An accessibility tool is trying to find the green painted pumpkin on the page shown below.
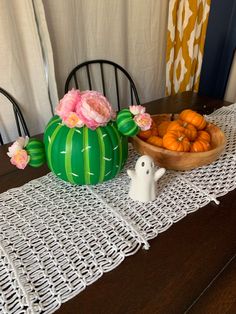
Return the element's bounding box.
[25,138,46,167]
[117,109,140,136]
[43,115,128,185]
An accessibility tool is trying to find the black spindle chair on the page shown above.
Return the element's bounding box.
[64,59,140,111]
[0,87,30,145]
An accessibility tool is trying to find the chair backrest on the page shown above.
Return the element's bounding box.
[0,87,30,145]
[64,59,140,111]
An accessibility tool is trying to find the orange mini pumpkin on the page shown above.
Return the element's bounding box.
[163,131,191,152]
[196,130,211,143]
[167,119,197,141]
[138,129,153,140]
[157,121,171,138]
[138,120,158,140]
[190,139,211,152]
[190,130,211,152]
[147,136,163,148]
[151,121,159,137]
[179,109,206,130]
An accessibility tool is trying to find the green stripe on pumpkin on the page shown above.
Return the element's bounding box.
[99,126,113,182]
[47,124,62,172]
[121,136,128,168]
[51,125,69,179]
[29,155,44,160]
[27,148,44,154]
[96,127,105,183]
[116,111,131,123]
[87,128,100,184]
[27,142,41,148]
[104,124,119,179]
[117,112,131,121]
[83,127,90,184]
[29,160,44,167]
[70,128,85,185]
[110,124,123,173]
[118,119,138,134]
[46,116,61,129]
[65,128,75,183]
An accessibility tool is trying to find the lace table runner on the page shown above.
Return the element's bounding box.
[1,104,236,314]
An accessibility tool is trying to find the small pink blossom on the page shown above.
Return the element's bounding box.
[10,149,30,169]
[55,89,81,120]
[7,136,29,158]
[134,113,152,131]
[63,112,84,128]
[76,91,113,129]
[129,105,146,115]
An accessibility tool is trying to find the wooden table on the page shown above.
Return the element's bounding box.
[1,92,236,313]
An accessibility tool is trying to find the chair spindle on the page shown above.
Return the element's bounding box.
[100,63,106,96]
[86,65,92,90]
[73,73,79,89]
[114,67,120,111]
[130,83,134,105]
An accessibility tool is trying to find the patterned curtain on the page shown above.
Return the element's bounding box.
[166,0,211,95]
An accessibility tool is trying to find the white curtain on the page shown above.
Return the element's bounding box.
[0,0,58,143]
[43,0,169,102]
[0,0,169,142]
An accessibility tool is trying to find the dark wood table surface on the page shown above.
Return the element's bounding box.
[1,91,236,314]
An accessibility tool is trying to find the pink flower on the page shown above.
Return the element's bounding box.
[75,91,113,129]
[63,112,84,128]
[129,105,146,115]
[55,89,81,120]
[7,136,29,158]
[10,149,30,169]
[134,113,152,131]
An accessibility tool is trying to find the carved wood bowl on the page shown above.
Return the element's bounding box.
[130,114,226,171]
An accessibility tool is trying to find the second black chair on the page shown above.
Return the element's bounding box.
[0,87,30,145]
[64,59,140,111]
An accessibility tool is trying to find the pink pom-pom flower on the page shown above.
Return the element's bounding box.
[55,89,115,129]
[7,136,30,169]
[134,113,152,131]
[10,149,30,169]
[76,91,114,129]
[129,105,146,115]
[55,89,81,121]
[63,112,84,128]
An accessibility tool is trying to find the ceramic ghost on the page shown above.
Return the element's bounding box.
[127,155,166,202]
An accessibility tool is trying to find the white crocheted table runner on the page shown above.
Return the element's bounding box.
[1,104,236,314]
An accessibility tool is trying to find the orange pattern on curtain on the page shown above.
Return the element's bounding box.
[166,0,211,95]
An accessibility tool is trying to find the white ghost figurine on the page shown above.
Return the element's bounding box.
[127,155,166,202]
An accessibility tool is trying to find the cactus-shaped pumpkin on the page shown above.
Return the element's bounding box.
[44,115,128,185]
[25,138,46,167]
[117,109,140,136]
[8,90,152,185]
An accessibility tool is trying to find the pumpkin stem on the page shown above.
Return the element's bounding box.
[177,135,185,142]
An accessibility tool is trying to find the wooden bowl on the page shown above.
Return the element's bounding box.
[130,115,226,171]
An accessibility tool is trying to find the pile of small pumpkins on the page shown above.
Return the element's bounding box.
[138,109,211,152]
